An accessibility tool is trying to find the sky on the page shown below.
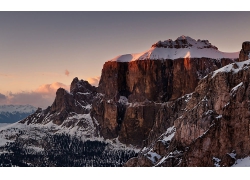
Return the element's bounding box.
[0,11,250,108]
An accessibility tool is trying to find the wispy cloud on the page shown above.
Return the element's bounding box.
[87,76,100,87]
[65,69,70,76]
[35,82,69,95]
[0,82,70,109]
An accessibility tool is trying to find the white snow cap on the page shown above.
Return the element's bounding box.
[108,35,239,62]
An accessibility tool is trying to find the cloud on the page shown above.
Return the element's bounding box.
[65,70,70,76]
[35,82,69,95]
[0,82,70,109]
[87,76,100,87]
[5,92,52,109]
[0,93,7,101]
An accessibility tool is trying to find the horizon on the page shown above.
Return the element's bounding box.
[1,11,250,108]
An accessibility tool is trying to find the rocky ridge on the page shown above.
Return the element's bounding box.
[151,36,218,50]
[19,77,99,138]
[125,59,250,167]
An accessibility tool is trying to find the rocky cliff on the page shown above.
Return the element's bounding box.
[92,36,238,147]
[125,59,250,167]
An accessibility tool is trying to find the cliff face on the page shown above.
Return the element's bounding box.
[98,58,234,103]
[126,60,250,167]
[179,61,250,166]
[92,57,234,147]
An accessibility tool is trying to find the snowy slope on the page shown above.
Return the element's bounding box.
[109,36,239,62]
[0,123,11,128]
[232,156,250,167]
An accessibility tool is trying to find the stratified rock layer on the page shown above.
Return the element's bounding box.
[92,57,234,147]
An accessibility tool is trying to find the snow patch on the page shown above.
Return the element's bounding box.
[184,93,193,103]
[213,157,221,167]
[155,149,182,166]
[224,102,230,107]
[212,60,250,78]
[0,123,12,128]
[145,151,161,163]
[161,126,176,142]
[232,156,250,167]
[231,82,244,95]
[216,115,222,119]
[204,110,213,115]
[118,96,128,104]
[228,152,236,159]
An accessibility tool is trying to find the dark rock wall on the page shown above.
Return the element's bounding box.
[92,58,235,147]
[128,60,250,167]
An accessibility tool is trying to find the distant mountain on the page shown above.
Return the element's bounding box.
[0,105,37,123]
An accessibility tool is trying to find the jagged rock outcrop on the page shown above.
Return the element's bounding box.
[152,36,218,50]
[239,41,250,61]
[20,77,97,128]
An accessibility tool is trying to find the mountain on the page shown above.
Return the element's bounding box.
[0,105,37,123]
[1,36,250,167]
[0,79,138,167]
[125,59,250,167]
[110,36,238,62]
[94,36,238,146]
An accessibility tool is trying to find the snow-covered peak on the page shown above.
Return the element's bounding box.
[108,36,239,62]
[0,105,37,114]
[152,35,218,50]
